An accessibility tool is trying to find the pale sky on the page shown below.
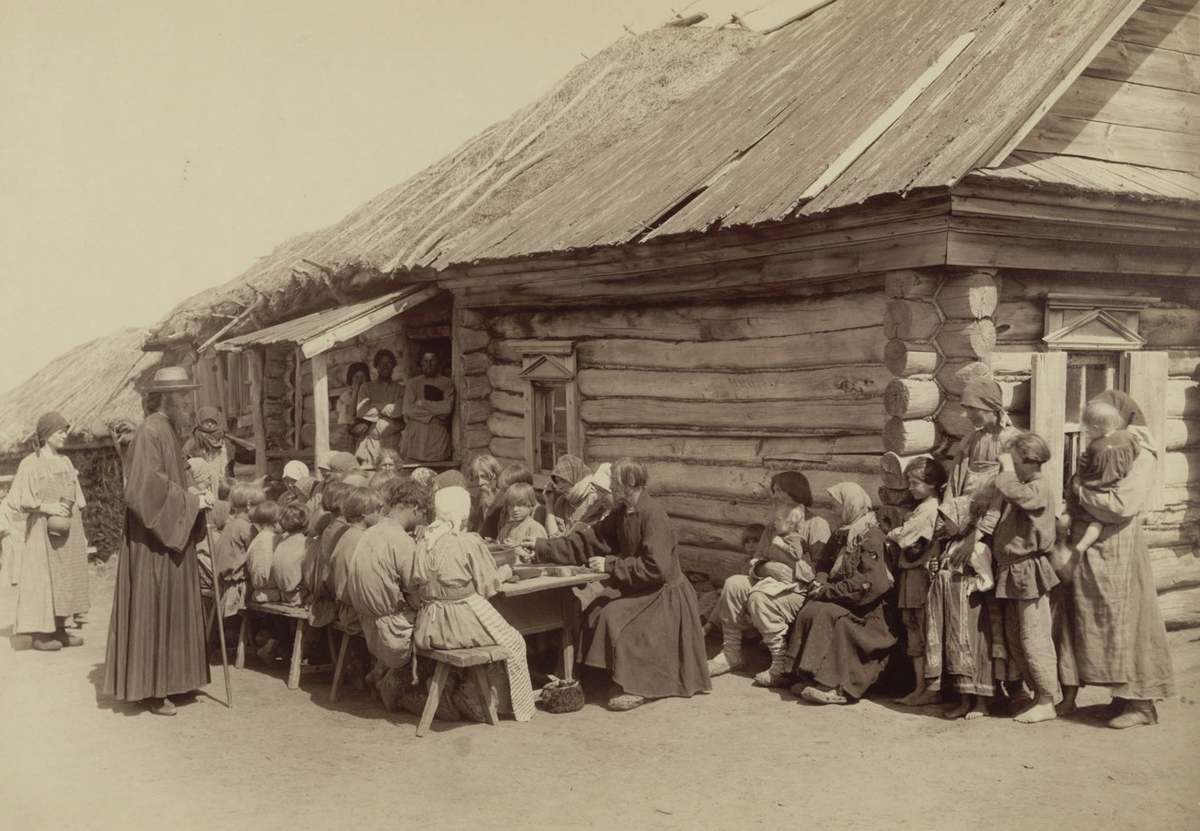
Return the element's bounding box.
[0,0,740,395]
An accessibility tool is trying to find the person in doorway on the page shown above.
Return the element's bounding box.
[103,367,214,716]
[354,350,404,470]
[400,351,454,463]
[9,411,90,651]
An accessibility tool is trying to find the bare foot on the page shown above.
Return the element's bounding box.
[945,700,971,719]
[1014,701,1057,724]
[964,699,987,720]
[1055,700,1077,717]
[897,688,940,707]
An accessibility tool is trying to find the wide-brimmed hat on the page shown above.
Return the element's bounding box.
[144,366,200,393]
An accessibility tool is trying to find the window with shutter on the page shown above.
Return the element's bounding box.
[516,342,582,475]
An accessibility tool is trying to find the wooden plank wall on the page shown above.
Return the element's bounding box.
[462,279,892,585]
[1016,0,1200,173]
[992,269,1200,627]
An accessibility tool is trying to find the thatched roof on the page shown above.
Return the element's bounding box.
[0,328,162,456]
[144,26,761,349]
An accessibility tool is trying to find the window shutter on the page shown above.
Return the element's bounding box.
[1031,351,1068,510]
[1121,350,1169,511]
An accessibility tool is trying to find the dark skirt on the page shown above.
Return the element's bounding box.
[582,577,711,700]
[103,519,210,701]
[788,599,897,699]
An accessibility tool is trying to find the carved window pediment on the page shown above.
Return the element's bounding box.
[1042,293,1156,351]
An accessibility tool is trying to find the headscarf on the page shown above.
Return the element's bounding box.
[329,451,358,475]
[590,463,612,494]
[35,411,69,444]
[283,460,309,482]
[827,482,879,578]
[1090,389,1156,454]
[425,486,471,546]
[192,406,226,453]
[316,451,336,473]
[961,377,1013,430]
[1090,389,1146,428]
[829,482,873,528]
[434,469,468,490]
[291,475,318,502]
[411,467,437,488]
[551,455,591,491]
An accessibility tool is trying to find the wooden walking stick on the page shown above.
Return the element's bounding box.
[204,510,233,708]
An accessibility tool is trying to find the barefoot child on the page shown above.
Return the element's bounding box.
[886,457,947,707]
[994,432,1061,724]
[1064,400,1140,566]
[923,496,995,719]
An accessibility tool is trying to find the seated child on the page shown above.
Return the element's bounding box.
[887,457,947,706]
[922,496,995,719]
[709,502,831,688]
[269,504,311,607]
[195,476,231,593]
[412,486,534,722]
[702,523,765,634]
[302,480,354,628]
[1066,399,1139,563]
[498,482,547,557]
[213,482,265,617]
[246,500,282,603]
[330,485,386,634]
[995,432,1061,725]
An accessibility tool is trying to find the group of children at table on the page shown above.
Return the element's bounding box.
[194,450,613,722]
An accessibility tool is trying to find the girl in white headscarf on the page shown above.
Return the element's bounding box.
[411,486,534,722]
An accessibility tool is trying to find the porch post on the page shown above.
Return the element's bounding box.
[312,351,330,465]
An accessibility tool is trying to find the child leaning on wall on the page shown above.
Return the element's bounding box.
[885,457,947,707]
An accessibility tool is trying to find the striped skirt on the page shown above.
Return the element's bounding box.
[416,594,534,722]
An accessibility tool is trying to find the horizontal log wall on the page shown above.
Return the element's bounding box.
[473,279,891,585]
[992,269,1200,629]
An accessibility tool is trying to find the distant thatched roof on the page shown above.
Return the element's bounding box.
[145,26,761,348]
[0,328,162,456]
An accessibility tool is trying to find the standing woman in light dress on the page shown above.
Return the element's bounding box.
[9,411,90,651]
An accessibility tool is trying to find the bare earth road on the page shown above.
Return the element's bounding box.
[2,567,1198,830]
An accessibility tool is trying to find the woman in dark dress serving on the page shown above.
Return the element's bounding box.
[528,458,710,711]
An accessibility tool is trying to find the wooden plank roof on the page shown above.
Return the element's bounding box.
[450,0,1145,264]
[215,285,438,358]
[966,150,1200,202]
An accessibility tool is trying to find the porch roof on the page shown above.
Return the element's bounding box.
[215,285,438,359]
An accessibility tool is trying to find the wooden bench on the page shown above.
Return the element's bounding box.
[238,601,337,690]
[328,620,366,704]
[413,645,508,737]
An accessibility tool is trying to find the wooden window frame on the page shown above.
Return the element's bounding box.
[516,341,581,475]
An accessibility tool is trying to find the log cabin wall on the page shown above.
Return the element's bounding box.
[458,276,896,585]
[990,270,1200,630]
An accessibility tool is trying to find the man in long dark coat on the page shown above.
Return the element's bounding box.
[103,367,213,716]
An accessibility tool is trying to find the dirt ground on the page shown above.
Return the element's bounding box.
[2,567,1198,830]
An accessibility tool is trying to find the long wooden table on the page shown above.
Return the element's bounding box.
[490,571,608,683]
